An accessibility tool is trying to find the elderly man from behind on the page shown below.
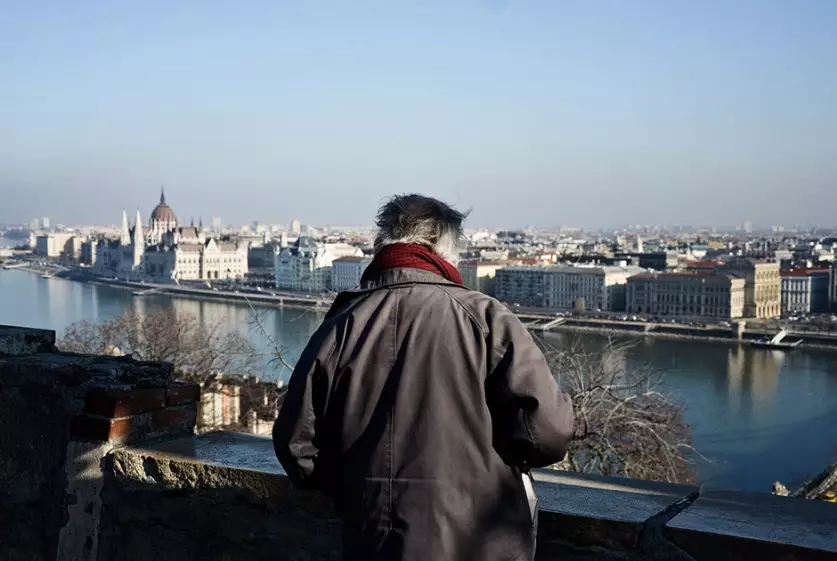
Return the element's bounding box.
[274,194,574,561]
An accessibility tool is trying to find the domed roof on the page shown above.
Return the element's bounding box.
[150,188,177,224]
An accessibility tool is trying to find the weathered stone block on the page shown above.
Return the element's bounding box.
[97,449,341,561]
[0,381,70,560]
[70,414,131,442]
[0,325,198,561]
[84,388,167,417]
[149,405,197,438]
[70,405,197,444]
[0,325,56,356]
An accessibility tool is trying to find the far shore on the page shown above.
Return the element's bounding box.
[5,265,837,352]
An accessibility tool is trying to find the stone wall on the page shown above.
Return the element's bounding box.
[0,325,200,561]
[97,448,341,561]
[95,432,837,561]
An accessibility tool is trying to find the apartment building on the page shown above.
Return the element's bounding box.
[626,272,745,320]
[494,264,644,311]
[35,233,79,259]
[331,255,373,292]
[494,266,550,307]
[459,260,508,295]
[274,236,363,292]
[545,265,645,311]
[780,268,830,315]
[718,258,781,319]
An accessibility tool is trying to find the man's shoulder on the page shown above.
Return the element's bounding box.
[329,283,520,333]
[424,284,521,333]
[436,284,505,312]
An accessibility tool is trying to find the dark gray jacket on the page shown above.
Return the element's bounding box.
[273,268,574,561]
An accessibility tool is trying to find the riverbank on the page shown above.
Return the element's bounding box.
[56,270,333,313]
[14,267,837,352]
[542,317,837,351]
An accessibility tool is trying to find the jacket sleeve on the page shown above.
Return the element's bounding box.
[486,305,574,468]
[272,326,336,492]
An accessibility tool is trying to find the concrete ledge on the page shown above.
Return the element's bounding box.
[0,325,56,355]
[98,446,340,561]
[533,470,697,558]
[666,489,837,560]
[120,432,837,560]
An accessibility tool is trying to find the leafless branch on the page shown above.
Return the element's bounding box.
[540,335,700,484]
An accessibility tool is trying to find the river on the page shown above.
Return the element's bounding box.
[2,267,836,493]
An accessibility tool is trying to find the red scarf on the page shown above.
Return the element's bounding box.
[362,243,463,285]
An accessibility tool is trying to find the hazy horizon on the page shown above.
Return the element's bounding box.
[2,1,835,228]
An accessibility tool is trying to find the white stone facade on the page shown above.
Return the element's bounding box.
[35,233,78,259]
[626,272,745,320]
[94,192,248,282]
[494,264,645,311]
[460,261,508,295]
[275,237,363,292]
[780,269,830,315]
[331,256,373,292]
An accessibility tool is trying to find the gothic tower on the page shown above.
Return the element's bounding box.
[120,210,131,246]
[133,209,144,268]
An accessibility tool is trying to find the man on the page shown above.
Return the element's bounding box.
[274,194,574,561]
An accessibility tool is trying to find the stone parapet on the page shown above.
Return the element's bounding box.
[96,432,837,561]
[0,324,56,355]
[0,325,200,561]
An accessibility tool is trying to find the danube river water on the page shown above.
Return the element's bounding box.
[2,267,836,493]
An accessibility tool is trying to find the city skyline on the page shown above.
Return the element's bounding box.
[2,1,836,227]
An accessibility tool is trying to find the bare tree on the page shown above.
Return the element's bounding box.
[64,305,701,483]
[60,308,259,387]
[542,336,700,484]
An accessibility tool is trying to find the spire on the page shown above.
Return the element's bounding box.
[133,209,144,268]
[191,216,195,227]
[133,209,144,246]
[160,186,166,205]
[198,216,203,230]
[120,210,131,246]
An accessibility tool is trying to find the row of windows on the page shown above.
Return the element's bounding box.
[630,285,734,294]
[628,305,734,317]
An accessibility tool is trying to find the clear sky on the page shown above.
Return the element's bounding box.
[1,0,835,228]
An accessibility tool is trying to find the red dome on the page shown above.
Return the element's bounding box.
[150,189,177,224]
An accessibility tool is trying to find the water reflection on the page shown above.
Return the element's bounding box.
[0,270,324,379]
[539,330,837,491]
[726,346,783,416]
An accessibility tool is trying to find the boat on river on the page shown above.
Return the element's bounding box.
[132,288,162,297]
[751,329,803,350]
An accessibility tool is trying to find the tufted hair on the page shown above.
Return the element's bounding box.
[373,194,468,263]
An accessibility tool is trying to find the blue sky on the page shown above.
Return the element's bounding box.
[1,0,835,228]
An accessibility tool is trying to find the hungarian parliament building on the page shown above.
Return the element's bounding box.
[90,190,248,282]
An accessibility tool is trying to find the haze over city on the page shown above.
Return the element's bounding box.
[2,0,835,227]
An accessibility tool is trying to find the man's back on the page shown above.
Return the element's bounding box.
[274,268,574,561]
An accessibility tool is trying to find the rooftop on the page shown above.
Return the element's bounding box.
[631,271,735,281]
[781,268,831,277]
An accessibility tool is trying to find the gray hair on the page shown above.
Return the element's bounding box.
[373,194,468,263]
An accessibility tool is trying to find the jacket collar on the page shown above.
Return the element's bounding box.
[325,268,466,320]
[357,267,464,291]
